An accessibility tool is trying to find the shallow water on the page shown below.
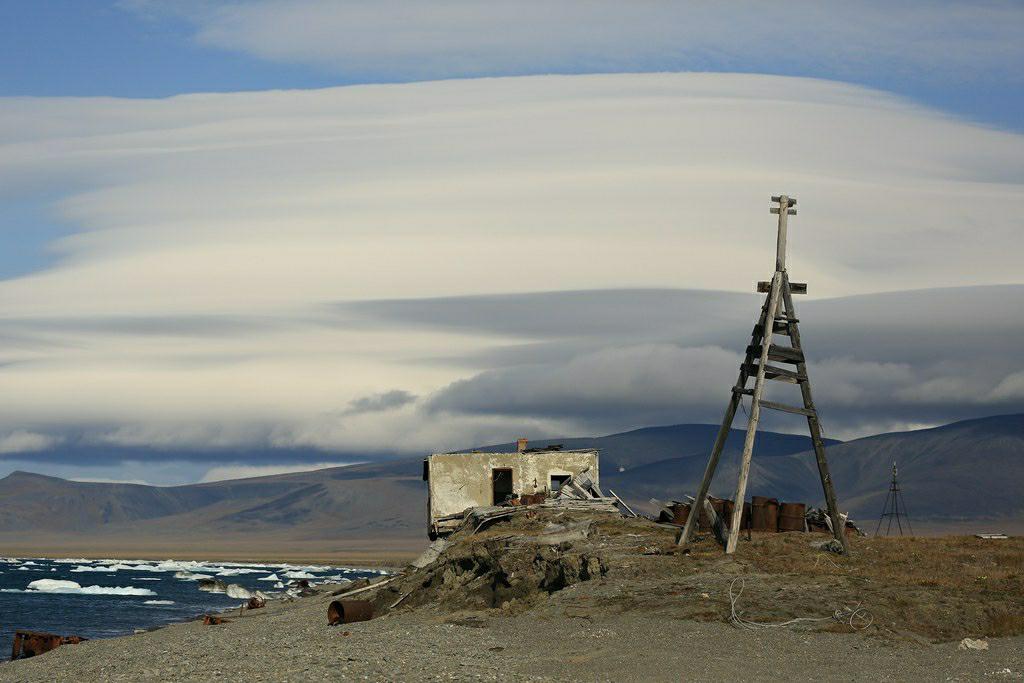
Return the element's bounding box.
[0,556,382,659]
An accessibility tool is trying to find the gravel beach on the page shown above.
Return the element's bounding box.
[4,511,1022,681]
[2,581,1022,682]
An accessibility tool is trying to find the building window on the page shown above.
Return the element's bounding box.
[550,474,571,493]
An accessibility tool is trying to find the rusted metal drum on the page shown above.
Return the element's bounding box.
[328,600,374,625]
[778,502,807,532]
[751,496,780,531]
[670,502,690,526]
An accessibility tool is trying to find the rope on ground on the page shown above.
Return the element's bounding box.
[727,577,873,631]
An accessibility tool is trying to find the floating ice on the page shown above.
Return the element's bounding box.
[282,570,315,579]
[225,584,253,599]
[257,573,280,582]
[143,600,175,605]
[174,571,213,581]
[24,579,157,596]
[71,565,116,573]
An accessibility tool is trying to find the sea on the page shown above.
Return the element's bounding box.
[0,556,384,660]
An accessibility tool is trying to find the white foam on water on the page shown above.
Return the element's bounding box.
[22,579,157,596]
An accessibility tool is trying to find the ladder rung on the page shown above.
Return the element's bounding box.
[757,281,807,295]
[744,363,805,384]
[732,386,754,396]
[759,400,815,417]
[746,344,805,364]
[754,321,795,336]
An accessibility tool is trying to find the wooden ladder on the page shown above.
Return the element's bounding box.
[676,195,851,554]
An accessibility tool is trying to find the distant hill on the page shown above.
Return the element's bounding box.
[0,416,1020,560]
[472,424,839,471]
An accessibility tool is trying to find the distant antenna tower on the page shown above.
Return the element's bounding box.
[875,462,912,536]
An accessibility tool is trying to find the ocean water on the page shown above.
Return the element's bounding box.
[0,556,384,660]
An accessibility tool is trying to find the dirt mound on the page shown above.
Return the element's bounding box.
[361,507,1024,644]
[371,510,633,614]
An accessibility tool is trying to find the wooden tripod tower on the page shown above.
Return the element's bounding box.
[676,194,851,554]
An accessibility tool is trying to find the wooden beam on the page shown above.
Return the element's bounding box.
[780,272,851,554]
[759,400,815,417]
[726,274,782,553]
[677,290,773,547]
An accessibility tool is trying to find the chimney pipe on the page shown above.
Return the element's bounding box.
[516,438,528,453]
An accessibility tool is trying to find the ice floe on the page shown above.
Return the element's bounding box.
[20,579,157,596]
[143,600,175,605]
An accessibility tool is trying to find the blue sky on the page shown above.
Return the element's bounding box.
[1,2,1022,483]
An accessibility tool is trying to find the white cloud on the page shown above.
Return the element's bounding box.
[0,431,61,454]
[137,1,1024,85]
[0,73,1022,459]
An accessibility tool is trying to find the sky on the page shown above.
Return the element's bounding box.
[0,1,1022,484]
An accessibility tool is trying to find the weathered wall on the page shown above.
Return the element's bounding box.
[428,450,599,522]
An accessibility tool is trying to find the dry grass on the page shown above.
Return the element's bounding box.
[689,533,1024,641]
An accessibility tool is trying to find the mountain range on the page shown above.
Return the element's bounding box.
[0,414,1020,561]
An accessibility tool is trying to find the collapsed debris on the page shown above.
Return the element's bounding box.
[10,630,87,660]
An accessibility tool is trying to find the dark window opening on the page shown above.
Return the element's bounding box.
[550,474,571,493]
[492,468,514,505]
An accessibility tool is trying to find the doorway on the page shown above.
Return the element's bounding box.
[492,468,513,505]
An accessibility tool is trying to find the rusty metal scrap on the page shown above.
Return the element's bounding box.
[778,502,808,532]
[10,630,87,660]
[327,599,374,625]
[202,614,231,625]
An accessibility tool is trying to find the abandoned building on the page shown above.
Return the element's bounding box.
[423,442,600,538]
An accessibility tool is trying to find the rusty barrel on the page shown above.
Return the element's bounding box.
[328,600,374,625]
[670,502,690,526]
[778,502,807,532]
[750,496,779,531]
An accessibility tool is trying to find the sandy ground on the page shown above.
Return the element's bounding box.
[2,580,1022,682]
[3,511,1022,681]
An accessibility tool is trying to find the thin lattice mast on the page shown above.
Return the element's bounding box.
[875,462,912,536]
[676,194,851,554]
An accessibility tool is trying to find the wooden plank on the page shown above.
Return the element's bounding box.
[759,400,815,416]
[726,274,782,553]
[757,281,806,294]
[743,363,804,383]
[753,320,795,336]
[780,272,851,554]
[608,489,637,518]
[745,344,805,364]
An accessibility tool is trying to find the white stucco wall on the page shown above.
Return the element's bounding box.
[426,449,599,528]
